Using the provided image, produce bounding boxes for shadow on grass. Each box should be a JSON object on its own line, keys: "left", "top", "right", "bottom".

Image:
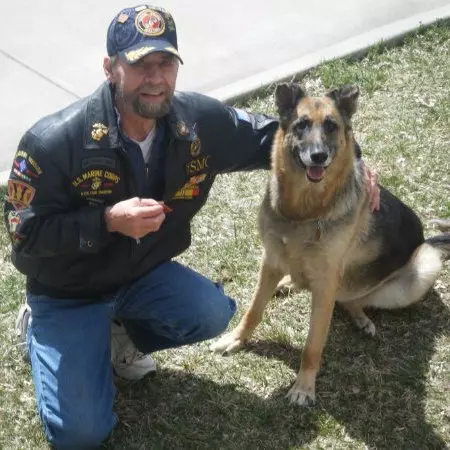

{"left": 106, "top": 290, "right": 449, "bottom": 450}
{"left": 108, "top": 366, "right": 321, "bottom": 450}
{"left": 250, "top": 289, "right": 450, "bottom": 450}
{"left": 107, "top": 292, "right": 450, "bottom": 450}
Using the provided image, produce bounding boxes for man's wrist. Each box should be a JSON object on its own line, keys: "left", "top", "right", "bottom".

{"left": 104, "top": 206, "right": 115, "bottom": 232}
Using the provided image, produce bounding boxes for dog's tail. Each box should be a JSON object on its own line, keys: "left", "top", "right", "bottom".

{"left": 426, "top": 233, "right": 450, "bottom": 261}
{"left": 429, "top": 218, "right": 450, "bottom": 232}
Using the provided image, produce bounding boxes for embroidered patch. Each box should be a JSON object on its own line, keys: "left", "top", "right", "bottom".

{"left": 7, "top": 179, "right": 36, "bottom": 210}
{"left": 13, "top": 149, "right": 42, "bottom": 179}
{"left": 135, "top": 9, "right": 165, "bottom": 37}
{"left": 176, "top": 121, "right": 189, "bottom": 136}
{"left": 7, "top": 211, "right": 24, "bottom": 245}
{"left": 72, "top": 169, "right": 120, "bottom": 197}
{"left": 91, "top": 123, "right": 109, "bottom": 142}
{"left": 190, "top": 138, "right": 201, "bottom": 157}
{"left": 7, "top": 211, "right": 21, "bottom": 233}
{"left": 13, "top": 168, "right": 32, "bottom": 182}
{"left": 186, "top": 155, "right": 211, "bottom": 176}
{"left": 173, "top": 174, "right": 207, "bottom": 200}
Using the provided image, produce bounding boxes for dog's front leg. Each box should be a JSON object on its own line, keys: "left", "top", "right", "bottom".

{"left": 211, "top": 253, "right": 284, "bottom": 354}
{"left": 287, "top": 279, "right": 338, "bottom": 406}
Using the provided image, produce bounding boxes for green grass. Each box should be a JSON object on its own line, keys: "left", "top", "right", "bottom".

{"left": 1, "top": 21, "right": 450, "bottom": 450}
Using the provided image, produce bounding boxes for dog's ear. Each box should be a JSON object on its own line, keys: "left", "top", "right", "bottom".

{"left": 275, "top": 83, "right": 306, "bottom": 128}
{"left": 327, "top": 84, "right": 359, "bottom": 120}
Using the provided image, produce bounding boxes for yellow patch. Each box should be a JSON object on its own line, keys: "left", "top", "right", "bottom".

{"left": 72, "top": 170, "right": 120, "bottom": 198}
{"left": 173, "top": 174, "right": 207, "bottom": 200}
{"left": 7, "top": 179, "right": 36, "bottom": 210}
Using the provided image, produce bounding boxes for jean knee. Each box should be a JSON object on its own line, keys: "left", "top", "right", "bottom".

{"left": 196, "top": 295, "right": 236, "bottom": 339}
{"left": 41, "top": 406, "right": 117, "bottom": 449}
{"left": 39, "top": 400, "right": 117, "bottom": 450}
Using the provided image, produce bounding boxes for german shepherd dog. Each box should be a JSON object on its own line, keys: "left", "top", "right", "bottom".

{"left": 211, "top": 83, "right": 450, "bottom": 406}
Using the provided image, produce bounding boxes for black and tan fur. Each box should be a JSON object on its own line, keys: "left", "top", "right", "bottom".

{"left": 211, "top": 83, "right": 450, "bottom": 406}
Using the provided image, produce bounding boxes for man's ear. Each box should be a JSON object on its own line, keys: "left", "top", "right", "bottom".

{"left": 326, "top": 84, "right": 360, "bottom": 120}
{"left": 103, "top": 57, "right": 115, "bottom": 83}
{"left": 274, "top": 82, "right": 306, "bottom": 129}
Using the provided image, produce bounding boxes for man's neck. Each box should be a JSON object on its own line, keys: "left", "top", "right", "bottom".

{"left": 116, "top": 103, "right": 156, "bottom": 142}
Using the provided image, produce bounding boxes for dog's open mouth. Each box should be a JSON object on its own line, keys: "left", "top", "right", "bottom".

{"left": 306, "top": 166, "right": 325, "bottom": 183}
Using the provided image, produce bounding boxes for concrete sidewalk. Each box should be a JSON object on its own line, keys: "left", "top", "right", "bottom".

{"left": 1, "top": 1, "right": 449, "bottom": 180}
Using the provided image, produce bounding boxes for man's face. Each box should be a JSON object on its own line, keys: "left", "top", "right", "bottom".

{"left": 108, "top": 52, "right": 179, "bottom": 119}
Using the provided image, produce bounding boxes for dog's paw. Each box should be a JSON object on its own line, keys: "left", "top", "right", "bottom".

{"left": 361, "top": 319, "right": 376, "bottom": 336}
{"left": 274, "top": 275, "right": 296, "bottom": 297}
{"left": 354, "top": 316, "right": 376, "bottom": 336}
{"left": 210, "top": 332, "right": 245, "bottom": 355}
{"left": 286, "top": 383, "right": 315, "bottom": 406}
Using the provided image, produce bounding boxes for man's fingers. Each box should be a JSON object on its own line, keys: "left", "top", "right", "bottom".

{"left": 133, "top": 204, "right": 164, "bottom": 218}
{"left": 140, "top": 213, "right": 166, "bottom": 233}
{"left": 137, "top": 198, "right": 161, "bottom": 207}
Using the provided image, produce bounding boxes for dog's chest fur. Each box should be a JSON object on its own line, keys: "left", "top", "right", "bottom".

{"left": 258, "top": 173, "right": 370, "bottom": 290}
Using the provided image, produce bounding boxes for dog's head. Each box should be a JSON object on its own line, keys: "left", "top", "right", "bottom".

{"left": 274, "top": 82, "right": 359, "bottom": 183}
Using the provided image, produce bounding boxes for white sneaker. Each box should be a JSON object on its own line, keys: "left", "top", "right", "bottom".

{"left": 15, "top": 302, "right": 31, "bottom": 361}
{"left": 110, "top": 319, "right": 156, "bottom": 380}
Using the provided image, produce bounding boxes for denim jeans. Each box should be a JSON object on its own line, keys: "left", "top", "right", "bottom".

{"left": 26, "top": 261, "right": 236, "bottom": 449}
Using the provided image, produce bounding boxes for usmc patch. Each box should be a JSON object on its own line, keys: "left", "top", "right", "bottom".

{"left": 91, "top": 123, "right": 109, "bottom": 142}
{"left": 135, "top": 9, "right": 165, "bottom": 37}
{"left": 72, "top": 169, "right": 120, "bottom": 197}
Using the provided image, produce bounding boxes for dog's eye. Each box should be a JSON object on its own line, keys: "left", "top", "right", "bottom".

{"left": 323, "top": 119, "right": 338, "bottom": 133}
{"left": 295, "top": 119, "right": 311, "bottom": 132}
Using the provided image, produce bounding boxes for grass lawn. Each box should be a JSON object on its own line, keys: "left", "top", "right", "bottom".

{"left": 1, "top": 21, "right": 449, "bottom": 450}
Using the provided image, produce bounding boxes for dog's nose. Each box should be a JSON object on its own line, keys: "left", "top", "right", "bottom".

{"left": 310, "top": 151, "right": 328, "bottom": 164}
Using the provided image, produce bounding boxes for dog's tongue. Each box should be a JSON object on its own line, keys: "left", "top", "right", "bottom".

{"left": 307, "top": 166, "right": 325, "bottom": 181}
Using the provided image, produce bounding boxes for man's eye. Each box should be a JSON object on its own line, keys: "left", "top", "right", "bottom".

{"left": 161, "top": 58, "right": 175, "bottom": 67}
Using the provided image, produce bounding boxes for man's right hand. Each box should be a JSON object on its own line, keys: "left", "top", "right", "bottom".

{"left": 104, "top": 197, "right": 166, "bottom": 239}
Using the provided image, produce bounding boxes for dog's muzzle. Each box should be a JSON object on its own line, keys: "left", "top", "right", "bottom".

{"left": 294, "top": 145, "right": 330, "bottom": 183}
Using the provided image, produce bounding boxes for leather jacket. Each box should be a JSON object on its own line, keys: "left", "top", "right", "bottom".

{"left": 3, "top": 82, "right": 278, "bottom": 298}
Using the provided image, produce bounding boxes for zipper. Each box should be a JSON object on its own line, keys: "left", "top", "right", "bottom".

{"left": 115, "top": 146, "right": 142, "bottom": 250}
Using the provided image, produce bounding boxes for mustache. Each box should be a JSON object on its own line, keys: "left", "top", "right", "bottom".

{"left": 135, "top": 84, "right": 167, "bottom": 95}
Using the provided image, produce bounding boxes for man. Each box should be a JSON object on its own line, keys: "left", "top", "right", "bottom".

{"left": 4, "top": 5, "right": 379, "bottom": 448}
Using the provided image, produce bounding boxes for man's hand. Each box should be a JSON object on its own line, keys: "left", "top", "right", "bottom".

{"left": 104, "top": 197, "right": 166, "bottom": 239}
{"left": 362, "top": 162, "right": 380, "bottom": 212}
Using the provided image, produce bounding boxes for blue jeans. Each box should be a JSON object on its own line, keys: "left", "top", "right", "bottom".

{"left": 26, "top": 261, "right": 236, "bottom": 449}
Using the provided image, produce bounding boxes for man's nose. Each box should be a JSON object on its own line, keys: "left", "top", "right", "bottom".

{"left": 142, "top": 64, "right": 164, "bottom": 82}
